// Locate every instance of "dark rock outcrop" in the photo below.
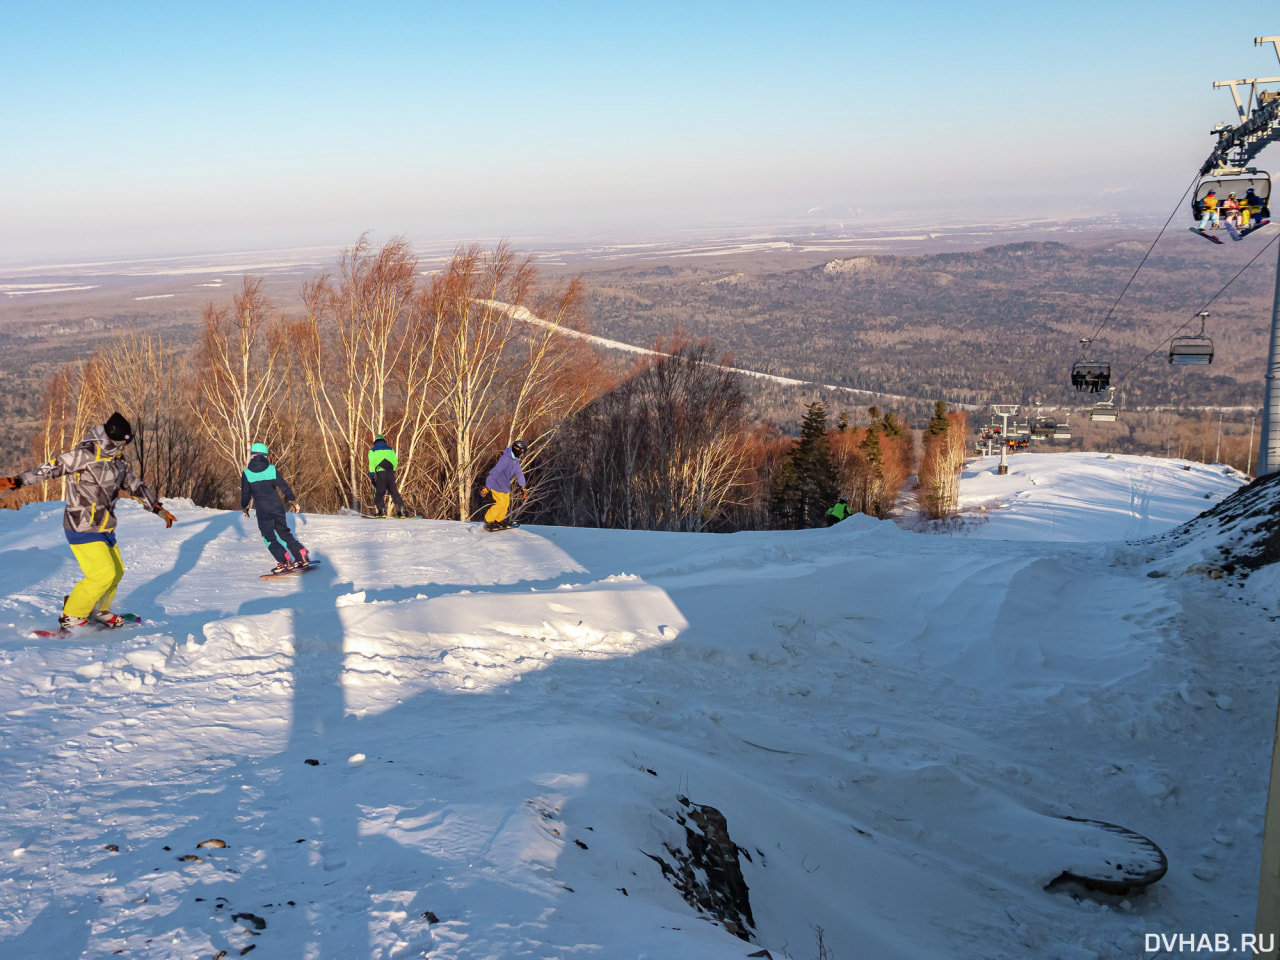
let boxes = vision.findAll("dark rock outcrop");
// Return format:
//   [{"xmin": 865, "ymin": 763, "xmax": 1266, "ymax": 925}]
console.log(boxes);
[{"xmin": 645, "ymin": 797, "xmax": 755, "ymax": 941}]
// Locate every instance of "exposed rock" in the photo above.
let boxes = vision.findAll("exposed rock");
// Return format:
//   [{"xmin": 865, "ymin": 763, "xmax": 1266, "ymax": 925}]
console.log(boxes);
[
  {"xmin": 1165, "ymin": 471, "xmax": 1280, "ymax": 575},
  {"xmin": 645, "ymin": 797, "xmax": 755, "ymax": 941},
  {"xmin": 1183, "ymin": 562, "xmax": 1226, "ymax": 579},
  {"xmin": 823, "ymin": 256, "xmax": 876, "ymax": 276}
]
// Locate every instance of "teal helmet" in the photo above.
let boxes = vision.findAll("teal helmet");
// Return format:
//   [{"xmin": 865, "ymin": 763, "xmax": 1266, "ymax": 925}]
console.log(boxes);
[{"xmin": 250, "ymin": 442, "xmax": 269, "ymax": 455}]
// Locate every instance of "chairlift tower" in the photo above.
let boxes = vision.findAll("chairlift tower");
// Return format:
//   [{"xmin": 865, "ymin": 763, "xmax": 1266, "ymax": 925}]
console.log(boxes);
[
  {"xmin": 991, "ymin": 404, "xmax": 1018, "ymax": 475},
  {"xmin": 1222, "ymin": 39, "xmax": 1280, "ymax": 955},
  {"xmin": 1206, "ymin": 37, "xmax": 1280, "ymax": 475}
]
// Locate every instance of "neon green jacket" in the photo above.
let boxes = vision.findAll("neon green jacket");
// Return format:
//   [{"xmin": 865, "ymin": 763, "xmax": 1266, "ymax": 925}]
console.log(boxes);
[{"xmin": 368, "ymin": 439, "xmax": 398, "ymax": 473}]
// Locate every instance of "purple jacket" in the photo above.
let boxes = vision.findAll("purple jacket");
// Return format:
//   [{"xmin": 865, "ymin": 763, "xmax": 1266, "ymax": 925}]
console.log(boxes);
[{"xmin": 485, "ymin": 446, "xmax": 527, "ymax": 493}]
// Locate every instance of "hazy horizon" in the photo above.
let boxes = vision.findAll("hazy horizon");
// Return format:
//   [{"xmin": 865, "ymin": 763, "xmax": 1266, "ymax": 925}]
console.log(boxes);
[{"xmin": 6, "ymin": 2, "xmax": 1280, "ymax": 264}]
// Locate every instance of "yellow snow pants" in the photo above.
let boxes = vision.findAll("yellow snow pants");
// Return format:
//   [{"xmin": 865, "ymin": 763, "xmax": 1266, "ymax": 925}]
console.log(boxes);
[
  {"xmin": 65, "ymin": 541, "xmax": 125, "ymax": 618},
  {"xmin": 484, "ymin": 491, "xmax": 510, "ymax": 524}
]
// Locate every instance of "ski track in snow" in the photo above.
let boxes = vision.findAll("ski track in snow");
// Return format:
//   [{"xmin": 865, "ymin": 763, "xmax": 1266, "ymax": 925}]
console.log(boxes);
[{"xmin": 0, "ymin": 452, "xmax": 1272, "ymax": 959}]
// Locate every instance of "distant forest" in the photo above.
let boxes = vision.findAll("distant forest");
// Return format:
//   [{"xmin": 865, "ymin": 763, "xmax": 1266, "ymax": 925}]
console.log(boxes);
[
  {"xmin": 1, "ymin": 236, "xmax": 1273, "ymax": 517},
  {"xmin": 4, "ymin": 238, "xmax": 975, "ymax": 531},
  {"xmin": 581, "ymin": 238, "xmax": 1276, "ymax": 440}
]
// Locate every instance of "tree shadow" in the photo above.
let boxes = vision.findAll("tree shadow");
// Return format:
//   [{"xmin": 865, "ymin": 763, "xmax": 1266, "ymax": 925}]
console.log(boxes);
[
  {"xmin": 2, "ymin": 524, "xmax": 712, "ymax": 958},
  {"xmin": 2, "ymin": 895, "xmax": 94, "ymax": 959},
  {"xmin": 128, "ymin": 512, "xmax": 241, "ymax": 615}
]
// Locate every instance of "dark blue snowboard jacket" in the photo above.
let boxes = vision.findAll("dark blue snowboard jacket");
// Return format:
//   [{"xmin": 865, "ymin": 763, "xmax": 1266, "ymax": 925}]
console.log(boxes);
[{"xmin": 241, "ymin": 454, "xmax": 295, "ymax": 517}]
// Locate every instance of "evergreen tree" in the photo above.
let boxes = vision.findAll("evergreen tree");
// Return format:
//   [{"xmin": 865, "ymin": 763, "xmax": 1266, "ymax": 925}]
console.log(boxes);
[
  {"xmin": 769, "ymin": 401, "xmax": 839, "ymax": 529},
  {"xmin": 926, "ymin": 400, "xmax": 950, "ymax": 439},
  {"xmin": 881, "ymin": 410, "xmax": 906, "ymax": 438}
]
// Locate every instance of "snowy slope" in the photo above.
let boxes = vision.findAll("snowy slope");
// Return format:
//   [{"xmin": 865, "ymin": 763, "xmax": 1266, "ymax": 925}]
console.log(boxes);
[
  {"xmin": 0, "ymin": 453, "xmax": 1273, "ymax": 960},
  {"xmin": 950, "ymin": 452, "xmax": 1245, "ymax": 542}
]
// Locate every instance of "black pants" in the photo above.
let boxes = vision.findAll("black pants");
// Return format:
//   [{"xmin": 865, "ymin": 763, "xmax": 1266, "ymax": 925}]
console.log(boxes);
[
  {"xmin": 256, "ymin": 512, "xmax": 305, "ymax": 564},
  {"xmin": 373, "ymin": 469, "xmax": 406, "ymax": 516}
]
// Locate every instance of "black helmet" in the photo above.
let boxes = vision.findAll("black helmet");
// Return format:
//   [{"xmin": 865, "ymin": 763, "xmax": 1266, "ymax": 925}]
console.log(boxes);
[{"xmin": 511, "ymin": 439, "xmax": 527, "ymax": 458}]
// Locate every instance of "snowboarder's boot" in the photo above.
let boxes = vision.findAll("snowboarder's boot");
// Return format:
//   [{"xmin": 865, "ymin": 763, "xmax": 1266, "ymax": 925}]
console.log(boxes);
[
  {"xmin": 269, "ymin": 561, "xmax": 292, "ymax": 575},
  {"xmin": 90, "ymin": 612, "xmax": 127, "ymax": 629},
  {"xmin": 58, "ymin": 613, "xmax": 90, "ymax": 630},
  {"xmin": 293, "ymin": 547, "xmax": 311, "ymax": 570}
]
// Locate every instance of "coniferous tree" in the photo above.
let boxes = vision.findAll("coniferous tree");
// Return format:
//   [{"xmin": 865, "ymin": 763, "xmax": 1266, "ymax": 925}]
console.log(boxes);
[
  {"xmin": 769, "ymin": 401, "xmax": 839, "ymax": 528},
  {"xmin": 926, "ymin": 400, "xmax": 950, "ymax": 439}
]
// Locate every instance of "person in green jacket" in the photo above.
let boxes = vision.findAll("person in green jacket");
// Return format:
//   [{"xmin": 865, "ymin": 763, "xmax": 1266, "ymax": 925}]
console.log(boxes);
[
  {"xmin": 368, "ymin": 434, "xmax": 407, "ymax": 518},
  {"xmin": 825, "ymin": 496, "xmax": 851, "ymax": 526}
]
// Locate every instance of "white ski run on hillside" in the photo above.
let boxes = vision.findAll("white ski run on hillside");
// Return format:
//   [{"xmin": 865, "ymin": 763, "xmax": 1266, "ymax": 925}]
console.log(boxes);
[{"xmin": 484, "ymin": 299, "xmax": 985, "ymax": 411}]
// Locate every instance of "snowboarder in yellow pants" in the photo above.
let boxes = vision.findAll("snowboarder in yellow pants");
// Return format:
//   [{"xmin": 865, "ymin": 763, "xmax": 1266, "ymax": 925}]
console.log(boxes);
[
  {"xmin": 485, "ymin": 490, "xmax": 511, "ymax": 525},
  {"xmin": 0, "ymin": 412, "xmax": 175, "ymax": 631},
  {"xmin": 66, "ymin": 539, "xmax": 126, "ymax": 619},
  {"xmin": 482, "ymin": 439, "xmax": 528, "ymax": 531}
]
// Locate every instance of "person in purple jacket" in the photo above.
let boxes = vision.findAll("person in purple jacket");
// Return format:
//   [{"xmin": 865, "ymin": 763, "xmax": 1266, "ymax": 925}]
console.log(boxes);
[{"xmin": 481, "ymin": 439, "xmax": 527, "ymax": 531}]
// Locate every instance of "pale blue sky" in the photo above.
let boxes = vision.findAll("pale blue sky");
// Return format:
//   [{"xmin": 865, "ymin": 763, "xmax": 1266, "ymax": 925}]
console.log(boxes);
[{"xmin": 4, "ymin": 1, "xmax": 1280, "ymax": 262}]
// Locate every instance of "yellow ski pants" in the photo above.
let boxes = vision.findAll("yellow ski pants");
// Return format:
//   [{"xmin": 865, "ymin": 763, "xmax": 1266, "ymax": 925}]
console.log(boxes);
[
  {"xmin": 65, "ymin": 541, "xmax": 125, "ymax": 618},
  {"xmin": 484, "ymin": 491, "xmax": 510, "ymax": 524}
]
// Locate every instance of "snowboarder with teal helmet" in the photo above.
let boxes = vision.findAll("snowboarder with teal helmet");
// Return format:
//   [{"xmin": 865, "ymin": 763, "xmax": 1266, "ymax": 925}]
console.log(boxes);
[
  {"xmin": 241, "ymin": 442, "xmax": 309, "ymax": 573},
  {"xmin": 368, "ymin": 433, "xmax": 407, "ymax": 518}
]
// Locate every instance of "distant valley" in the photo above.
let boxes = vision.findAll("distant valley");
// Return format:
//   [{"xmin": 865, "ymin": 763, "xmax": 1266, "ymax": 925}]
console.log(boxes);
[{"xmin": 0, "ymin": 217, "xmax": 1271, "ymax": 472}]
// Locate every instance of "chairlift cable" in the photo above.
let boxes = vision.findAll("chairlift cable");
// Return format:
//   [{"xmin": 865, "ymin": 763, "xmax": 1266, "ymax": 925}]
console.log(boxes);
[
  {"xmin": 1051, "ymin": 176, "xmax": 1199, "ymax": 400},
  {"xmin": 1113, "ymin": 228, "xmax": 1280, "ymax": 382},
  {"xmin": 1083, "ymin": 174, "xmax": 1199, "ymax": 348}
]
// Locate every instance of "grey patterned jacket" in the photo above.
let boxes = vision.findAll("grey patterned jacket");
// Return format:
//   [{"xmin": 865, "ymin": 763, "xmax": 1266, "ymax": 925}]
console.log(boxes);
[{"xmin": 20, "ymin": 425, "xmax": 161, "ymax": 534}]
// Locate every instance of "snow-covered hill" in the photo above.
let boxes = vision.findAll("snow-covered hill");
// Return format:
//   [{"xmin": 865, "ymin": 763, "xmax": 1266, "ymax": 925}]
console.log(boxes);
[{"xmin": 0, "ymin": 452, "xmax": 1274, "ymax": 959}]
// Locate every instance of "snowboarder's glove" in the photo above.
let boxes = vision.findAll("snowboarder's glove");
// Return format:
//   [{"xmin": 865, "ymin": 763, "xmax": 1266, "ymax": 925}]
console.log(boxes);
[
  {"xmin": 154, "ymin": 503, "xmax": 176, "ymax": 528},
  {"xmin": 0, "ymin": 476, "xmax": 23, "ymax": 491},
  {"xmin": 242, "ymin": 508, "xmax": 250, "ymax": 518},
  {"xmin": 287, "ymin": 500, "xmax": 297, "ymax": 512}
]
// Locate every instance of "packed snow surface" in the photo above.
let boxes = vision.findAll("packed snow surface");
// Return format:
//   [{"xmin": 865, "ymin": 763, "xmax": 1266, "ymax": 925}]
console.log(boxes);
[{"xmin": 0, "ymin": 451, "xmax": 1273, "ymax": 959}]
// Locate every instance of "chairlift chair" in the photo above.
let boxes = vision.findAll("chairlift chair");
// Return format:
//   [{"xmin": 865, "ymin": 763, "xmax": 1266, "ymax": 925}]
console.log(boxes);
[
  {"xmin": 1053, "ymin": 417, "xmax": 1072, "ymax": 440},
  {"xmin": 1072, "ymin": 341, "xmax": 1111, "ymax": 392},
  {"xmin": 1031, "ymin": 416, "xmax": 1057, "ymax": 440},
  {"xmin": 1192, "ymin": 168, "xmax": 1271, "ymax": 235},
  {"xmin": 1169, "ymin": 311, "xmax": 1214, "ymax": 365},
  {"xmin": 1072, "ymin": 361, "xmax": 1111, "ymax": 393},
  {"xmin": 1090, "ymin": 388, "xmax": 1119, "ymax": 423}
]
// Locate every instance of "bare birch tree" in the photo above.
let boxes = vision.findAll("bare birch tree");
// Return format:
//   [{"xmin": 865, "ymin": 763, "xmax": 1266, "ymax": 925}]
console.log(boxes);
[
  {"xmin": 193, "ymin": 277, "xmax": 289, "ymax": 477},
  {"xmin": 293, "ymin": 236, "xmax": 435, "ymax": 511},
  {"xmin": 542, "ymin": 338, "xmax": 749, "ymax": 531},
  {"xmin": 918, "ymin": 405, "xmax": 969, "ymax": 520}
]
